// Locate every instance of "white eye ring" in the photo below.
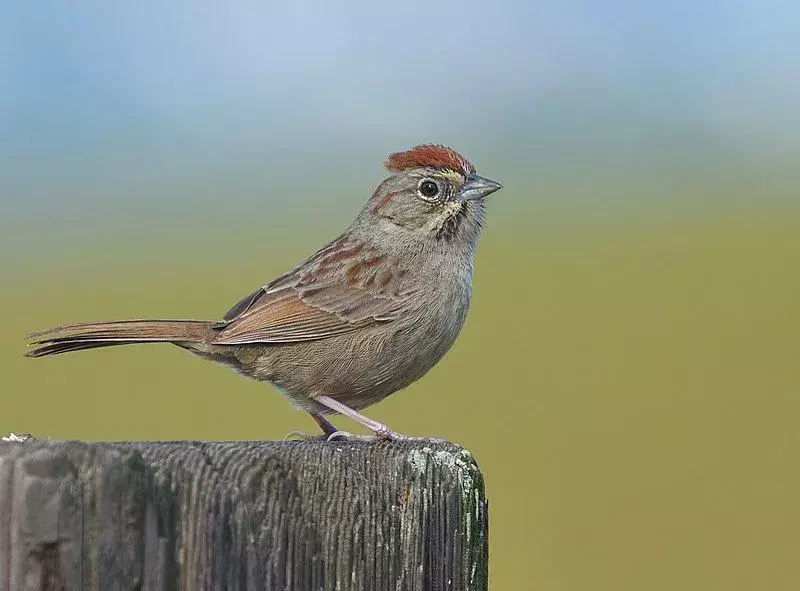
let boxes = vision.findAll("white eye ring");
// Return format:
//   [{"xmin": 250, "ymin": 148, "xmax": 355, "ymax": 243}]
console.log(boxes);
[{"xmin": 417, "ymin": 179, "xmax": 440, "ymax": 201}]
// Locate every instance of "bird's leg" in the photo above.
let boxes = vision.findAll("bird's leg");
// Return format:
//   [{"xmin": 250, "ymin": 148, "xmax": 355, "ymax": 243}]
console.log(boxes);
[
  {"xmin": 311, "ymin": 412, "xmax": 339, "ymax": 437},
  {"xmin": 313, "ymin": 395, "xmax": 408, "ymax": 441},
  {"xmin": 283, "ymin": 412, "xmax": 348, "ymax": 441}
]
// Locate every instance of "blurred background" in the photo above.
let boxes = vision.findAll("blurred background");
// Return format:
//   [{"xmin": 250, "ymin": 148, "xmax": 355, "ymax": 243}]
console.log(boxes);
[{"xmin": 2, "ymin": 2, "xmax": 799, "ymax": 589}]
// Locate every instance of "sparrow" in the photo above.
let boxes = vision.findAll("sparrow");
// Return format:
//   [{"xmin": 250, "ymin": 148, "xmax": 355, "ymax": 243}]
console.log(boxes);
[{"xmin": 27, "ymin": 145, "xmax": 503, "ymax": 440}]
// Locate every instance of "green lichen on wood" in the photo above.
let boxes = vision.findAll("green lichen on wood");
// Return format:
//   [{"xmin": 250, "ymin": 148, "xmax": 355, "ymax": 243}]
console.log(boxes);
[{"xmin": 406, "ymin": 444, "xmax": 488, "ymax": 590}]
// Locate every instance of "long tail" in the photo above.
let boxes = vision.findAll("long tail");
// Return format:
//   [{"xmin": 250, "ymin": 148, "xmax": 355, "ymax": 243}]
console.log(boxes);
[{"xmin": 26, "ymin": 319, "xmax": 216, "ymax": 358}]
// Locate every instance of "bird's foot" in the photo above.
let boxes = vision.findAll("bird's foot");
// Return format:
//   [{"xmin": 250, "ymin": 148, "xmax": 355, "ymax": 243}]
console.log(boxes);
[
  {"xmin": 370, "ymin": 423, "xmax": 447, "ymax": 442},
  {"xmin": 376, "ymin": 432, "xmax": 448, "ymax": 444},
  {"xmin": 283, "ymin": 430, "xmax": 326, "ymax": 441},
  {"xmin": 326, "ymin": 430, "xmax": 365, "ymax": 441},
  {"xmin": 307, "ymin": 399, "xmax": 447, "ymax": 443},
  {"xmin": 326, "ymin": 428, "xmax": 446, "ymax": 444},
  {"xmin": 323, "ymin": 430, "xmax": 387, "ymax": 442}
]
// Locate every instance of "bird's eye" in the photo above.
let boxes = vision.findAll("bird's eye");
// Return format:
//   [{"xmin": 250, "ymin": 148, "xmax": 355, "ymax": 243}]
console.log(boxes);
[{"xmin": 418, "ymin": 180, "xmax": 439, "ymax": 199}]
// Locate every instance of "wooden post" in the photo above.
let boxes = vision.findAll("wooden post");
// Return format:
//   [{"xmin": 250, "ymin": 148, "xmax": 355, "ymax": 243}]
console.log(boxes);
[{"xmin": 0, "ymin": 438, "xmax": 488, "ymax": 590}]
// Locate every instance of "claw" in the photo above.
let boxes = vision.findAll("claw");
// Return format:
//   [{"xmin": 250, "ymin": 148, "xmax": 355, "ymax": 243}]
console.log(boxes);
[
  {"xmin": 378, "ymin": 431, "xmax": 448, "ymax": 443},
  {"xmin": 283, "ymin": 430, "xmax": 323, "ymax": 441},
  {"xmin": 325, "ymin": 431, "xmax": 399, "ymax": 443},
  {"xmin": 326, "ymin": 430, "xmax": 353, "ymax": 441},
  {"xmin": 287, "ymin": 428, "xmax": 444, "ymax": 444}
]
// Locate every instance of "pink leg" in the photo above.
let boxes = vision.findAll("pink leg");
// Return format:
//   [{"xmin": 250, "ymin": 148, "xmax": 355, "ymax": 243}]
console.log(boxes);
[{"xmin": 314, "ymin": 395, "xmax": 409, "ymax": 441}]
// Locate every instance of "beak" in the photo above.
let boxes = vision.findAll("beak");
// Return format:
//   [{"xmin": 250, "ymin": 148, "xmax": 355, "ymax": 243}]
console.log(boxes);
[{"xmin": 459, "ymin": 174, "xmax": 503, "ymax": 201}]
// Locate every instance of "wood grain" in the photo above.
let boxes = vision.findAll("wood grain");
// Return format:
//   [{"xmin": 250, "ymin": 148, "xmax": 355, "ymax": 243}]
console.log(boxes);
[{"xmin": 0, "ymin": 439, "xmax": 488, "ymax": 591}]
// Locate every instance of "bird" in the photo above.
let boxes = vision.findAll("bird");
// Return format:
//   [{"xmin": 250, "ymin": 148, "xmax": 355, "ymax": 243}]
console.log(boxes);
[{"xmin": 26, "ymin": 144, "xmax": 503, "ymax": 440}]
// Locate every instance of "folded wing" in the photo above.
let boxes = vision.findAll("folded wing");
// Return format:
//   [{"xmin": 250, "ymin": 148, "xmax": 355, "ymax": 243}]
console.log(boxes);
[{"xmin": 212, "ymin": 235, "xmax": 414, "ymax": 345}]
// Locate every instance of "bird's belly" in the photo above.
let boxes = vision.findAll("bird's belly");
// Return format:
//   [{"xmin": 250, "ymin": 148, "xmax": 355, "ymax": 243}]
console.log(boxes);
[{"xmin": 247, "ymin": 298, "xmax": 469, "ymax": 412}]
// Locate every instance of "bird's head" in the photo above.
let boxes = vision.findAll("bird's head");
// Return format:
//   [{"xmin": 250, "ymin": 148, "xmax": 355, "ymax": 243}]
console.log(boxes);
[{"xmin": 365, "ymin": 145, "xmax": 502, "ymax": 244}]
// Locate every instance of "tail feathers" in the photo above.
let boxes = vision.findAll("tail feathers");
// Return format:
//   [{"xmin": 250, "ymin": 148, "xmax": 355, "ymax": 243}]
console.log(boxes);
[{"xmin": 26, "ymin": 319, "xmax": 216, "ymax": 358}]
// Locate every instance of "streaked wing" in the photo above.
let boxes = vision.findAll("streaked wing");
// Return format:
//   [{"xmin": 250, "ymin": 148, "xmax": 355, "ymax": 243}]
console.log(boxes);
[{"xmin": 212, "ymin": 235, "xmax": 414, "ymax": 345}]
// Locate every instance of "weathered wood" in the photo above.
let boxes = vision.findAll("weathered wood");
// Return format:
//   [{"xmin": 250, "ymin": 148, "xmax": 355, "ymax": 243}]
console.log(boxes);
[{"xmin": 0, "ymin": 439, "xmax": 488, "ymax": 590}]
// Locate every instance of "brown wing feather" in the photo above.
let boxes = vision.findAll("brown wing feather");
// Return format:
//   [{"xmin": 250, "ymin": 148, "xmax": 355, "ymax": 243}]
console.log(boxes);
[
  {"xmin": 213, "ymin": 292, "xmax": 372, "ymax": 344},
  {"xmin": 212, "ymin": 235, "xmax": 415, "ymax": 345}
]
